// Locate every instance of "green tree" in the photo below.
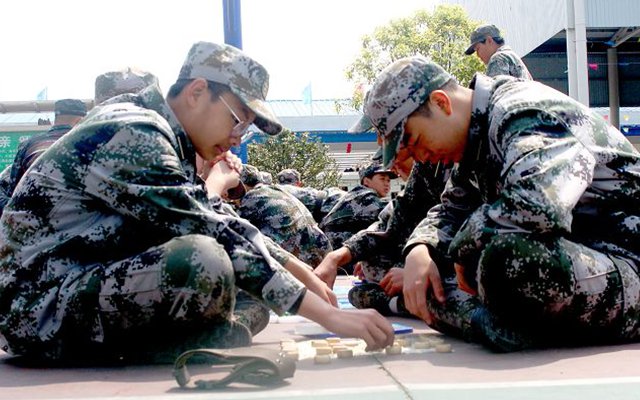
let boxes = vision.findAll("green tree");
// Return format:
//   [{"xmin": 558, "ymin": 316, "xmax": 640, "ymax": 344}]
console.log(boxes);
[
  {"xmin": 345, "ymin": 4, "xmax": 485, "ymax": 109},
  {"xmin": 247, "ymin": 130, "xmax": 342, "ymax": 189}
]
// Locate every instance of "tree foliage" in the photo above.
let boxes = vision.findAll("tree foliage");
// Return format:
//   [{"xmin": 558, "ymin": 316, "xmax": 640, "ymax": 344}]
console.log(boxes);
[
  {"xmin": 247, "ymin": 130, "xmax": 342, "ymax": 189},
  {"xmin": 345, "ymin": 5, "xmax": 485, "ymax": 109}
]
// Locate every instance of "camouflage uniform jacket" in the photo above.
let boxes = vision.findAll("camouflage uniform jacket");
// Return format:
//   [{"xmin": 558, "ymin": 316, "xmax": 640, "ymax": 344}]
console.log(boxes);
[
  {"xmin": 486, "ymin": 45, "xmax": 532, "ymax": 80},
  {"xmin": 8, "ymin": 124, "xmax": 74, "ymax": 197},
  {"xmin": 237, "ymin": 184, "xmax": 332, "ymax": 267},
  {"xmin": 344, "ymin": 161, "xmax": 450, "ymax": 262},
  {"xmin": 0, "ymin": 166, "xmax": 11, "ymax": 218},
  {"xmin": 279, "ymin": 184, "xmax": 346, "ymax": 223},
  {"xmin": 406, "ymin": 74, "xmax": 640, "ymax": 303},
  {"xmin": 320, "ymin": 185, "xmax": 389, "ymax": 249},
  {"xmin": 0, "ymin": 85, "xmax": 304, "ymax": 345}
]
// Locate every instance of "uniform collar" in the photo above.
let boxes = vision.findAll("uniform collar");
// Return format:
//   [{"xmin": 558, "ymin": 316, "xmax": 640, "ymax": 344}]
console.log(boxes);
[
  {"xmin": 135, "ymin": 84, "xmax": 197, "ymax": 179},
  {"xmin": 460, "ymin": 73, "xmax": 493, "ymax": 166}
]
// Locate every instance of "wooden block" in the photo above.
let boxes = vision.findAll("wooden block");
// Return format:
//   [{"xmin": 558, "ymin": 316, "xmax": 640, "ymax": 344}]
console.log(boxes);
[
  {"xmin": 283, "ymin": 350, "xmax": 299, "ymax": 361},
  {"xmin": 414, "ymin": 341, "xmax": 432, "ymax": 349},
  {"xmin": 336, "ymin": 349, "xmax": 354, "ymax": 359},
  {"xmin": 315, "ymin": 346, "xmax": 333, "ymax": 355},
  {"xmin": 326, "ymin": 337, "xmax": 342, "ymax": 344},
  {"xmin": 314, "ymin": 354, "xmax": 332, "ymax": 364},
  {"xmin": 311, "ymin": 340, "xmax": 329, "ymax": 348},
  {"xmin": 385, "ymin": 345, "xmax": 402, "ymax": 355},
  {"xmin": 435, "ymin": 343, "xmax": 452, "ymax": 353},
  {"xmin": 331, "ymin": 346, "xmax": 349, "ymax": 354}
]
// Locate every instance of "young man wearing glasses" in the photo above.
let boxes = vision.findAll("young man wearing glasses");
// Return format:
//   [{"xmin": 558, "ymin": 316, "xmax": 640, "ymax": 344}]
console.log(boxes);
[
  {"xmin": 0, "ymin": 42, "xmax": 394, "ymax": 364},
  {"xmin": 465, "ymin": 24, "xmax": 532, "ymax": 80}
]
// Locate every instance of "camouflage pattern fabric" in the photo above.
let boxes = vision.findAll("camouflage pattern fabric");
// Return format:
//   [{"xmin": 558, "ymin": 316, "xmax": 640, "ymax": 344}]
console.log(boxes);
[
  {"xmin": 342, "ymin": 162, "xmax": 451, "ymax": 282},
  {"xmin": 276, "ymin": 169, "xmax": 301, "ymax": 185},
  {"xmin": 485, "ymin": 45, "xmax": 532, "ymax": 80},
  {"xmin": 0, "ymin": 84, "xmax": 305, "ymax": 359},
  {"xmin": 0, "ymin": 166, "xmax": 12, "ymax": 218},
  {"xmin": 319, "ymin": 185, "xmax": 388, "ymax": 250},
  {"xmin": 406, "ymin": 74, "xmax": 640, "ymax": 348},
  {"xmin": 94, "ymin": 67, "xmax": 159, "ymax": 105},
  {"xmin": 237, "ymin": 184, "xmax": 332, "ymax": 268},
  {"xmin": 279, "ymin": 184, "xmax": 347, "ymax": 223},
  {"xmin": 7, "ymin": 124, "xmax": 74, "ymax": 197},
  {"xmin": 344, "ymin": 161, "xmax": 451, "ymax": 283}
]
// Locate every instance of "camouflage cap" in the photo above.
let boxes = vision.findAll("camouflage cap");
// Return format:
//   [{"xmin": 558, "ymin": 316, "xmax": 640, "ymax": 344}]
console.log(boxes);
[
  {"xmin": 260, "ymin": 171, "xmax": 273, "ymax": 184},
  {"xmin": 348, "ymin": 114, "xmax": 374, "ymax": 133},
  {"xmin": 371, "ymin": 147, "xmax": 383, "ymax": 163},
  {"xmin": 54, "ymin": 99, "xmax": 87, "ymax": 117},
  {"xmin": 178, "ymin": 41, "xmax": 283, "ymax": 135},
  {"xmin": 240, "ymin": 164, "xmax": 262, "ymax": 187},
  {"xmin": 359, "ymin": 161, "xmax": 397, "ymax": 183},
  {"xmin": 347, "ymin": 91, "xmax": 374, "ymax": 133},
  {"xmin": 365, "ymin": 56, "xmax": 453, "ymax": 168},
  {"xmin": 465, "ymin": 24, "xmax": 502, "ymax": 55},
  {"xmin": 95, "ymin": 67, "xmax": 159, "ymax": 104},
  {"xmin": 276, "ymin": 168, "xmax": 301, "ymax": 185}
]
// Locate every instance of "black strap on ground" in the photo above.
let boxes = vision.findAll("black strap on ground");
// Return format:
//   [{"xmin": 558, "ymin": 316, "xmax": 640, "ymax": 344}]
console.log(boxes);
[{"xmin": 173, "ymin": 347, "xmax": 296, "ymax": 389}]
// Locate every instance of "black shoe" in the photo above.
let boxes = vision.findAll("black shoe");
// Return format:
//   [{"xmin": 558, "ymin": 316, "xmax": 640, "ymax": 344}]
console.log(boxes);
[
  {"xmin": 130, "ymin": 320, "xmax": 253, "ymax": 364},
  {"xmin": 470, "ymin": 307, "xmax": 535, "ymax": 353}
]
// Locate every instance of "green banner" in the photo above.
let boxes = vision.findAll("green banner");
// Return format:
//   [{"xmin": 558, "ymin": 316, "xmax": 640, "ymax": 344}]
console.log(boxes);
[{"xmin": 0, "ymin": 131, "xmax": 42, "ymax": 170}]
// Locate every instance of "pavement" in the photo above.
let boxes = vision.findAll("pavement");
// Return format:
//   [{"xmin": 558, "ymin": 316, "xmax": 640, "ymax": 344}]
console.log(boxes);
[{"xmin": 1, "ymin": 277, "xmax": 640, "ymax": 400}]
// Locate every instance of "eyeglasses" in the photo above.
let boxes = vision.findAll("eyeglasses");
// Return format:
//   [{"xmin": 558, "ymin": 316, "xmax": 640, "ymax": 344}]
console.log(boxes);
[{"xmin": 219, "ymin": 96, "xmax": 251, "ymax": 138}]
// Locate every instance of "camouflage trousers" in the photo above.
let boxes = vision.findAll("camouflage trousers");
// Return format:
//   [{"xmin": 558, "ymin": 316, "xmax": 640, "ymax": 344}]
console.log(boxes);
[
  {"xmin": 426, "ymin": 233, "xmax": 640, "ymax": 352},
  {"xmin": 30, "ymin": 234, "xmax": 269, "ymax": 364}
]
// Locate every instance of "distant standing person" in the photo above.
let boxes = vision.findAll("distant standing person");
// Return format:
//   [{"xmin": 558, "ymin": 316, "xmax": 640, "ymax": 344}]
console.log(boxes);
[{"xmin": 465, "ymin": 24, "xmax": 532, "ymax": 80}]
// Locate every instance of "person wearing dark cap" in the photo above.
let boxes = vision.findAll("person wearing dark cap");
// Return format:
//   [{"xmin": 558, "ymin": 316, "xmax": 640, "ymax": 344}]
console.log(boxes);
[
  {"xmin": 319, "ymin": 160, "xmax": 395, "ymax": 260},
  {"xmin": 5, "ymin": 98, "xmax": 87, "ymax": 200},
  {"xmin": 0, "ymin": 42, "xmax": 393, "ymax": 365},
  {"xmin": 465, "ymin": 24, "xmax": 532, "ymax": 80},
  {"xmin": 364, "ymin": 54, "xmax": 640, "ymax": 352}
]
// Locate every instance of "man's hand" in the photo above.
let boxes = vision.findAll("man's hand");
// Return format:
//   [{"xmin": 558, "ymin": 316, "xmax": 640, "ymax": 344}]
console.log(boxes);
[
  {"xmin": 314, "ymin": 247, "xmax": 352, "ymax": 289},
  {"xmin": 380, "ymin": 267, "xmax": 404, "ymax": 297},
  {"xmin": 298, "ymin": 291, "xmax": 395, "ymax": 352},
  {"xmin": 402, "ymin": 245, "xmax": 445, "ymax": 324}
]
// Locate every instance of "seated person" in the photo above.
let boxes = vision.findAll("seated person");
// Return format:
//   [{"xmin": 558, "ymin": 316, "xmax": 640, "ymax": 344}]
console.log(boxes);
[
  {"xmin": 0, "ymin": 42, "xmax": 394, "ymax": 364},
  {"xmin": 236, "ymin": 165, "xmax": 332, "ymax": 268},
  {"xmin": 319, "ymin": 161, "xmax": 395, "ymax": 252}
]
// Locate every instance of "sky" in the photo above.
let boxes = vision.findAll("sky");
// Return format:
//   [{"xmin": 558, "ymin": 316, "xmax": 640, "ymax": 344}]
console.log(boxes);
[{"xmin": 0, "ymin": 0, "xmax": 440, "ymax": 102}]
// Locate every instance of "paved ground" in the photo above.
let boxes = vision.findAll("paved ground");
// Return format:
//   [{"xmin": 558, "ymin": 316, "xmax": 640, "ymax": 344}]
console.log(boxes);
[{"xmin": 1, "ymin": 277, "xmax": 640, "ymax": 400}]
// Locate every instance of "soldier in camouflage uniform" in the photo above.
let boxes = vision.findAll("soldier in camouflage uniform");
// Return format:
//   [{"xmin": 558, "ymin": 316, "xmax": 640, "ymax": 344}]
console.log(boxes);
[
  {"xmin": 0, "ymin": 42, "xmax": 394, "ymax": 363},
  {"xmin": 465, "ymin": 24, "xmax": 532, "ymax": 80},
  {"xmin": 1, "ymin": 68, "xmax": 159, "ymax": 220},
  {"xmin": 319, "ymin": 162, "xmax": 394, "ymax": 258},
  {"xmin": 279, "ymin": 182, "xmax": 346, "ymax": 223},
  {"xmin": 364, "ymin": 55, "xmax": 640, "ymax": 352},
  {"xmin": 236, "ymin": 165, "xmax": 332, "ymax": 268},
  {"xmin": 317, "ymin": 160, "xmax": 451, "ymax": 315},
  {"xmin": 7, "ymin": 99, "xmax": 87, "ymax": 199}
]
